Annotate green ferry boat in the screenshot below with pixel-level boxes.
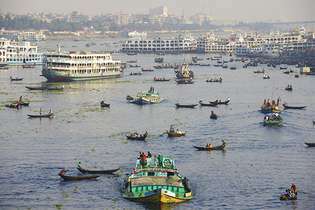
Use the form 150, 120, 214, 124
123, 154, 192, 203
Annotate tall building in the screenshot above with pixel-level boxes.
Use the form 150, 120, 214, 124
149, 6, 168, 17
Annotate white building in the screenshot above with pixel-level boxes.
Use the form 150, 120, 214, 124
122, 35, 197, 53
0, 38, 43, 65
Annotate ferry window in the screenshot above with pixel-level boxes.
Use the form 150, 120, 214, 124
167, 172, 175, 176
148, 172, 155, 176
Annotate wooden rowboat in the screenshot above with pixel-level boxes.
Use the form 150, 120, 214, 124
126, 131, 148, 141
5, 103, 20, 109
199, 100, 217, 107
211, 98, 230, 105
305, 142, 315, 147
27, 112, 54, 118
10, 77, 23, 81
283, 104, 306, 110
58, 169, 99, 181
77, 165, 120, 174
175, 103, 198, 108
193, 142, 226, 151
100, 101, 110, 108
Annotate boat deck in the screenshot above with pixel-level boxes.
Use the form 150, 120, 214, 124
131, 176, 183, 187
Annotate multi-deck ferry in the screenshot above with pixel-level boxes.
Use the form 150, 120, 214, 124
42, 51, 122, 82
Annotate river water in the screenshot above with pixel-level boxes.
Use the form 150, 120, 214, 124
0, 39, 315, 210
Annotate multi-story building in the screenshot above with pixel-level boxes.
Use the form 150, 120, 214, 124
121, 35, 197, 54
0, 38, 42, 65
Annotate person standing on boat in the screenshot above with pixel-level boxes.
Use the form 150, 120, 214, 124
290, 183, 297, 195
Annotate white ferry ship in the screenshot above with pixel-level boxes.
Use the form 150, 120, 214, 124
42, 51, 122, 82
0, 38, 42, 65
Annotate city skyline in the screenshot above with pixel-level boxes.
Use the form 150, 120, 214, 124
1, 0, 315, 22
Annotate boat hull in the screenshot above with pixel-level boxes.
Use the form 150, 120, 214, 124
124, 189, 192, 204
42, 69, 122, 82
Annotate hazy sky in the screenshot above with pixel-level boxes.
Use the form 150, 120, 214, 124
1, 0, 315, 22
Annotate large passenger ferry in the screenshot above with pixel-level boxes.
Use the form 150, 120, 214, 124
42, 51, 122, 82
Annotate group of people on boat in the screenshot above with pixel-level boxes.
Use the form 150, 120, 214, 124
129, 131, 148, 138
281, 184, 298, 200
138, 151, 152, 167
206, 77, 222, 82
205, 140, 225, 149
262, 98, 280, 110
6, 96, 26, 109
264, 113, 281, 121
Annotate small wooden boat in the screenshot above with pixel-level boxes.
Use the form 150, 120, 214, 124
285, 85, 293, 91
100, 101, 110, 108
130, 72, 142, 76
199, 100, 217, 107
167, 131, 185, 137
253, 70, 265, 74
10, 76, 23, 81
25, 86, 46, 90
141, 68, 154, 72
210, 98, 230, 105
280, 192, 297, 200
46, 86, 64, 91
176, 79, 194, 84
26, 85, 64, 91
283, 104, 306, 110
175, 103, 198, 108
126, 95, 134, 101
129, 64, 141, 68
166, 125, 185, 137
154, 77, 170, 82
77, 164, 120, 174
206, 78, 222, 83
126, 131, 148, 141
305, 142, 315, 147
194, 141, 226, 151
58, 169, 99, 181
5, 103, 20, 109
28, 110, 54, 118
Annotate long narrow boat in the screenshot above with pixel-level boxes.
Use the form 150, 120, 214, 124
123, 154, 192, 203
126, 131, 148, 141
283, 104, 306, 110
214, 98, 230, 105
58, 169, 99, 181
25, 86, 46, 90
5, 103, 20, 109
77, 165, 120, 174
154, 77, 170, 82
27, 112, 54, 118
10, 77, 23, 81
175, 103, 198, 108
199, 100, 217, 107
100, 101, 110, 108
193, 142, 226, 151
25, 86, 64, 91
305, 142, 315, 147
